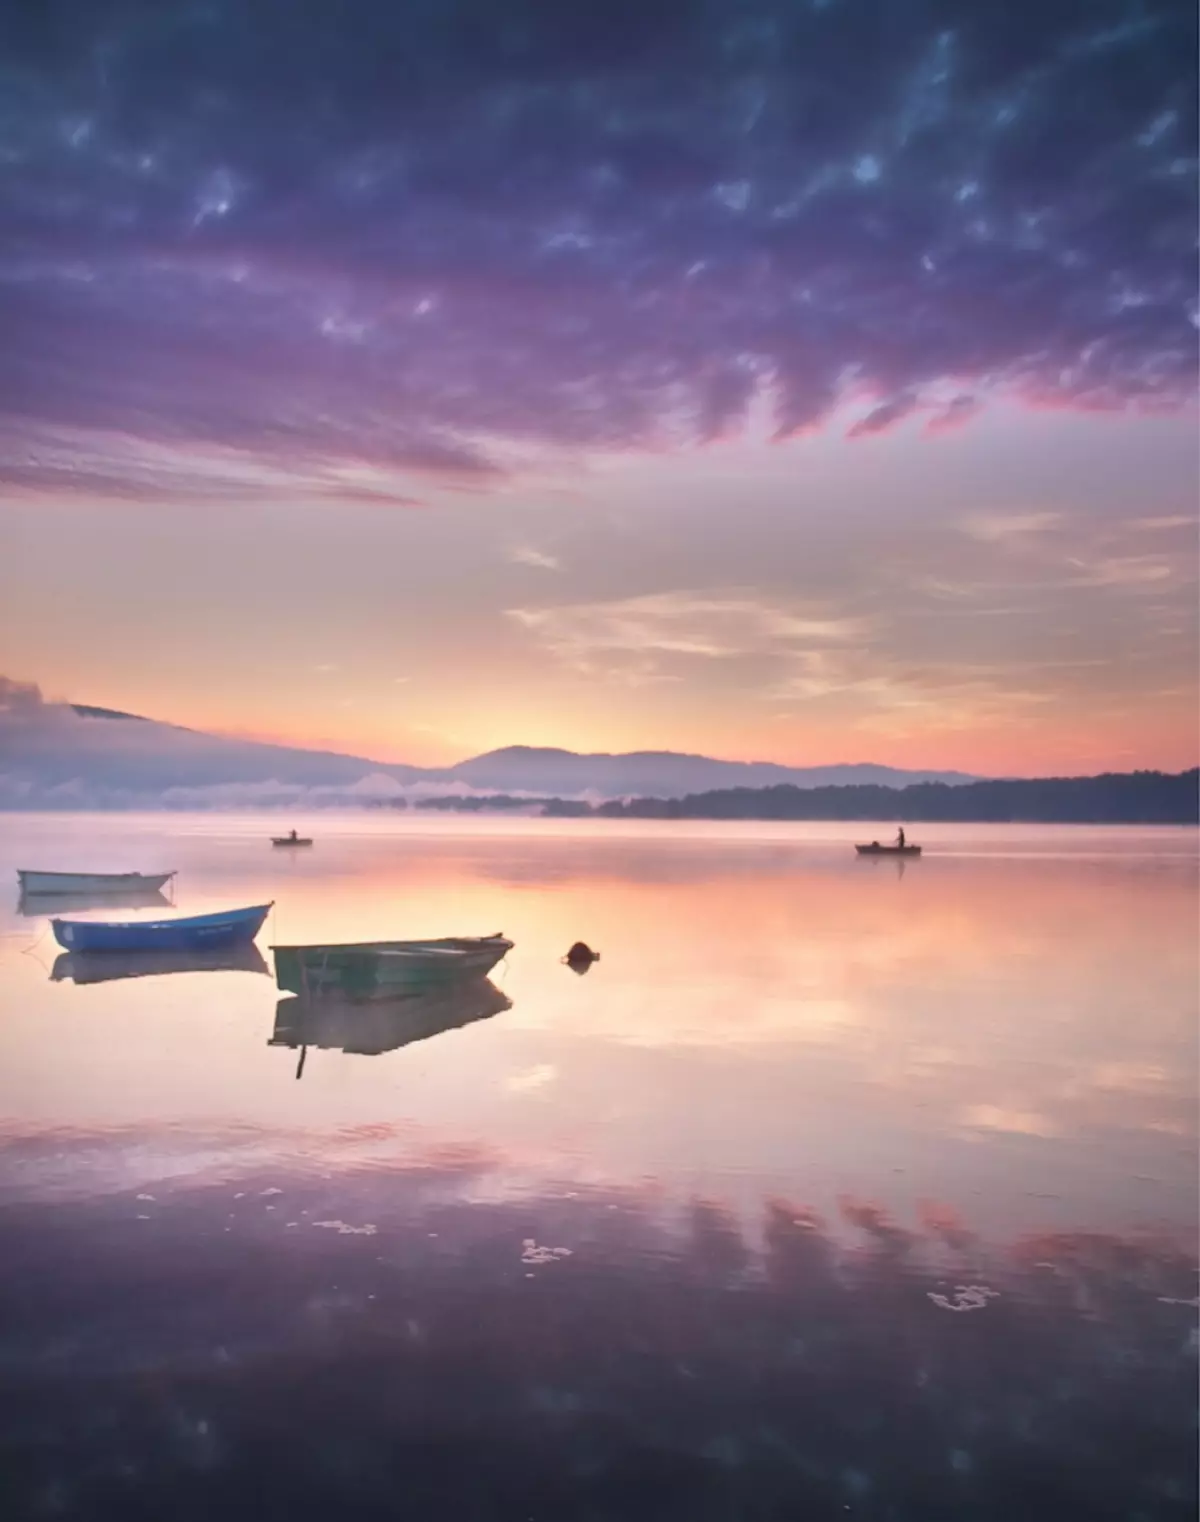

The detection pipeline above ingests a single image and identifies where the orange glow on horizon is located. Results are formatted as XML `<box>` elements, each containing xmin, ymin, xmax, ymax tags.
<box><xmin>187</xmin><ymin>707</ymin><xmax>1199</xmax><ymax>777</ymax></box>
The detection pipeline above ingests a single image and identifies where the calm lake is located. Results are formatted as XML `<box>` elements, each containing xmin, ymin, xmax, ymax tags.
<box><xmin>0</xmin><ymin>814</ymin><xmax>1196</xmax><ymax>1520</ymax></box>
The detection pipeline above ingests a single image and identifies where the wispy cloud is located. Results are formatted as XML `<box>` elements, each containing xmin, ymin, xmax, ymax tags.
<box><xmin>1064</xmin><ymin>554</ymin><xmax>1176</xmax><ymax>588</ymax></box>
<box><xmin>959</xmin><ymin>512</ymin><xmax>1065</xmax><ymax>544</ymax></box>
<box><xmin>1122</xmin><ymin>515</ymin><xmax>1196</xmax><ymax>534</ymax></box>
<box><xmin>505</xmin><ymin>1064</ymin><xmax>558</xmax><ymax>1094</ymax></box>
<box><xmin>0</xmin><ymin>423</ymin><xmax>441</xmax><ymax>507</ymax></box>
<box><xmin>509</xmin><ymin>547</ymin><xmax>561</xmax><ymax>571</ymax></box>
<box><xmin>924</xmin><ymin>395</ymin><xmax>983</xmax><ymax>435</ymax></box>
<box><xmin>508</xmin><ymin>591</ymin><xmax>868</xmax><ymax>682</ymax></box>
<box><xmin>846</xmin><ymin>393</ymin><xmax>922</xmax><ymax>439</ymax></box>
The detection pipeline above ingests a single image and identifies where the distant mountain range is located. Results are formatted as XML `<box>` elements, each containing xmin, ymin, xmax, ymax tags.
<box><xmin>0</xmin><ymin>695</ymin><xmax>978</xmax><ymax>808</ymax></box>
<box><xmin>448</xmin><ymin>746</ymin><xmax>977</xmax><ymax>797</ymax></box>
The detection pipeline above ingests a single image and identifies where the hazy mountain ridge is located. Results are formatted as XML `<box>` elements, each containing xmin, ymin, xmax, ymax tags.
<box><xmin>0</xmin><ymin>684</ymin><xmax>979</xmax><ymax>807</ymax></box>
<box><xmin>451</xmin><ymin>746</ymin><xmax>977</xmax><ymax>796</ymax></box>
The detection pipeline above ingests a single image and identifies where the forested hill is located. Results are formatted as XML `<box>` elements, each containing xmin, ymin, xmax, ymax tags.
<box><xmin>566</xmin><ymin>770</ymin><xmax>1199</xmax><ymax>824</ymax></box>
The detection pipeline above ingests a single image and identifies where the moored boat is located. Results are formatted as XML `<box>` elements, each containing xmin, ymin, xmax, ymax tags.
<box><xmin>17</xmin><ymin>869</ymin><xmax>176</xmax><ymax>896</ymax></box>
<box><xmin>272</xmin><ymin>934</ymin><xmax>513</xmax><ymax>999</ymax></box>
<box><xmin>855</xmin><ymin>842</ymin><xmax>922</xmax><ymax>857</ymax></box>
<box><xmin>51</xmin><ymin>902</ymin><xmax>273</xmax><ymax>954</ymax></box>
<box><xmin>52</xmin><ymin>943</ymin><xmax>270</xmax><ymax>985</ymax></box>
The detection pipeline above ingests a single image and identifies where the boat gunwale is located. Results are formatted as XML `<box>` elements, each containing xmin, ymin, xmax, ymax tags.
<box><xmin>271</xmin><ymin>936</ymin><xmax>512</xmax><ymax>954</ymax></box>
<box><xmin>53</xmin><ymin>901</ymin><xmax>273</xmax><ymax>935</ymax></box>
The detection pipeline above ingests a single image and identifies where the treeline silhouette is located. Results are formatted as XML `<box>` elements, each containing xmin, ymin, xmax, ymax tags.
<box><xmin>410</xmin><ymin>769</ymin><xmax>1199</xmax><ymax>824</ymax></box>
<box><xmin>589</xmin><ymin>769</ymin><xmax>1199</xmax><ymax>823</ymax></box>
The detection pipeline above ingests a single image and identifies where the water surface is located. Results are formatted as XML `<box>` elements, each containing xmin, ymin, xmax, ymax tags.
<box><xmin>0</xmin><ymin>815</ymin><xmax>1196</xmax><ymax>1520</ymax></box>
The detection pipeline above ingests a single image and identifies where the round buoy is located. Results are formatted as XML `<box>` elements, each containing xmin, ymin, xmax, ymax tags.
<box><xmin>564</xmin><ymin>941</ymin><xmax>600</xmax><ymax>974</ymax></box>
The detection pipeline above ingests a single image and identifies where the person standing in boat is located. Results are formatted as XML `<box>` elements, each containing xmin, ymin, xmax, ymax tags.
<box><xmin>896</xmin><ymin>826</ymin><xmax>906</xmax><ymax>848</ymax></box>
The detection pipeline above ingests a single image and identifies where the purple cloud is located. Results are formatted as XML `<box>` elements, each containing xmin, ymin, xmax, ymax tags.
<box><xmin>924</xmin><ymin>394</ymin><xmax>983</xmax><ymax>434</ymax></box>
<box><xmin>846</xmin><ymin>393</ymin><xmax>922</xmax><ymax>438</ymax></box>
<box><xmin>0</xmin><ymin>0</ymin><xmax>1194</xmax><ymax>500</ymax></box>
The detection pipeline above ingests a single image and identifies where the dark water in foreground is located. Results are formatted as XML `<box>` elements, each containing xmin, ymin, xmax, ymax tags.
<box><xmin>0</xmin><ymin>815</ymin><xmax>1196</xmax><ymax>1520</ymax></box>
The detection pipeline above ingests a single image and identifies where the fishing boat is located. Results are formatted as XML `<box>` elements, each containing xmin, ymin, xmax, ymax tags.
<box><xmin>17</xmin><ymin>869</ymin><xmax>176</xmax><ymax>896</ymax></box>
<box><xmin>51</xmin><ymin>902</ymin><xmax>273</xmax><ymax>954</ymax></box>
<box><xmin>272</xmin><ymin>934</ymin><xmax>513</xmax><ymax>1000</ymax></box>
<box><xmin>270</xmin><ymin>979</ymin><xmax>511</xmax><ymax>1061</ymax></box>
<box><xmin>855</xmin><ymin>842</ymin><xmax>922</xmax><ymax>857</ymax></box>
<box><xmin>271</xmin><ymin>832</ymin><xmax>313</xmax><ymax>848</ymax></box>
<box><xmin>51</xmin><ymin>943</ymin><xmax>270</xmax><ymax>985</ymax></box>
<box><xmin>19</xmin><ymin>886</ymin><xmax>170</xmax><ymax>917</ymax></box>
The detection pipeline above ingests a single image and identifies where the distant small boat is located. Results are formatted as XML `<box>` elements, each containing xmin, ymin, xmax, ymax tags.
<box><xmin>52</xmin><ymin>943</ymin><xmax>270</xmax><ymax>985</ymax></box>
<box><xmin>17</xmin><ymin>869</ymin><xmax>176</xmax><ymax>896</ymax></box>
<box><xmin>272</xmin><ymin>934</ymin><xmax>513</xmax><ymax>999</ymax></box>
<box><xmin>271</xmin><ymin>834</ymin><xmax>313</xmax><ymax>848</ymax></box>
<box><xmin>52</xmin><ymin>902</ymin><xmax>273</xmax><ymax>954</ymax></box>
<box><xmin>855</xmin><ymin>842</ymin><xmax>922</xmax><ymax>857</ymax></box>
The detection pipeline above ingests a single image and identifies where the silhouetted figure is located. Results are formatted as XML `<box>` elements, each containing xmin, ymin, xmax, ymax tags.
<box><xmin>896</xmin><ymin>826</ymin><xmax>906</xmax><ymax>848</ymax></box>
<box><xmin>289</xmin><ymin>829</ymin><xmax>299</xmax><ymax>842</ymax></box>
<box><xmin>564</xmin><ymin>941</ymin><xmax>600</xmax><ymax>975</ymax></box>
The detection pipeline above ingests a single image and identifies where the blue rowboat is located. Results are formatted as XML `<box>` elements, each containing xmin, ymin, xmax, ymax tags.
<box><xmin>51</xmin><ymin>903</ymin><xmax>272</xmax><ymax>954</ymax></box>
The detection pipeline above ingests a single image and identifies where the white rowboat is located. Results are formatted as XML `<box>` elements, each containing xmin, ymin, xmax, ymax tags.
<box><xmin>16</xmin><ymin>870</ymin><xmax>177</xmax><ymax>896</ymax></box>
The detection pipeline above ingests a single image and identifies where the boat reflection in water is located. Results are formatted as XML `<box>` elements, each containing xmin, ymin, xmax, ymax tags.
<box><xmin>270</xmin><ymin>977</ymin><xmax>511</xmax><ymax>1078</ymax></box>
<box><xmin>19</xmin><ymin>887</ymin><xmax>171</xmax><ymax>918</ymax></box>
<box><xmin>51</xmin><ymin>943</ymin><xmax>270</xmax><ymax>985</ymax></box>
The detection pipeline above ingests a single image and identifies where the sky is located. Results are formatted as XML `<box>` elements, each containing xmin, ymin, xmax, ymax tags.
<box><xmin>0</xmin><ymin>0</ymin><xmax>1196</xmax><ymax>774</ymax></box>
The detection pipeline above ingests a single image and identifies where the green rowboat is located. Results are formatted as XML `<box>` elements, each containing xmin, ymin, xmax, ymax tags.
<box><xmin>271</xmin><ymin>934</ymin><xmax>512</xmax><ymax>999</ymax></box>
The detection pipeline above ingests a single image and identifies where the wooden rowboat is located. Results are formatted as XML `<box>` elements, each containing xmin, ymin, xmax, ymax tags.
<box><xmin>52</xmin><ymin>903</ymin><xmax>273</xmax><ymax>954</ymax></box>
<box><xmin>17</xmin><ymin>869</ymin><xmax>176</xmax><ymax>896</ymax></box>
<box><xmin>271</xmin><ymin>834</ymin><xmax>313</xmax><ymax>848</ymax></box>
<box><xmin>272</xmin><ymin>934</ymin><xmax>513</xmax><ymax>999</ymax></box>
<box><xmin>855</xmin><ymin>843</ymin><xmax>922</xmax><ymax>857</ymax></box>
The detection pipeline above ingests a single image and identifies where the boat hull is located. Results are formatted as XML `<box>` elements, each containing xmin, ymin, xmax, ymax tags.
<box><xmin>20</xmin><ymin>887</ymin><xmax>170</xmax><ymax>917</ymax></box>
<box><xmin>52</xmin><ymin>903</ymin><xmax>272</xmax><ymax>954</ymax></box>
<box><xmin>17</xmin><ymin>870</ymin><xmax>176</xmax><ymax>896</ymax></box>
<box><xmin>271</xmin><ymin>838</ymin><xmax>313</xmax><ymax>847</ymax></box>
<box><xmin>272</xmin><ymin>937</ymin><xmax>512</xmax><ymax>998</ymax></box>
<box><xmin>855</xmin><ymin>844</ymin><xmax>922</xmax><ymax>857</ymax></box>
